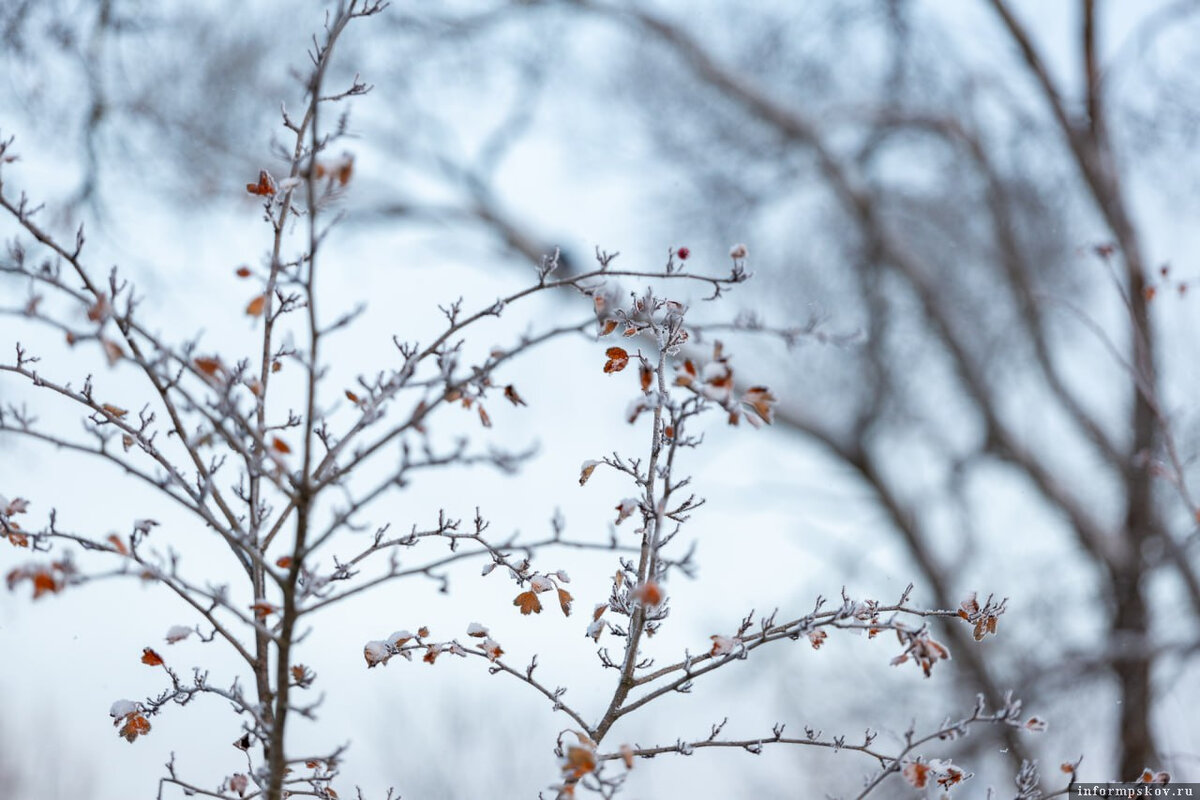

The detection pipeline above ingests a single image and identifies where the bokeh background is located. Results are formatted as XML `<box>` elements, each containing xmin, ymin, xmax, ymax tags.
<box><xmin>3</xmin><ymin>1</ymin><xmax>1200</xmax><ymax>797</ymax></box>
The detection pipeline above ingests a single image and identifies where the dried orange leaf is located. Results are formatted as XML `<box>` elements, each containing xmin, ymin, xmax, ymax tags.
<box><xmin>741</xmin><ymin>386</ymin><xmax>777</xmax><ymax>424</ymax></box>
<box><xmin>194</xmin><ymin>356</ymin><xmax>223</xmax><ymax>377</ymax></box>
<box><xmin>235</xmin><ymin>266</ymin><xmax>252</xmax><ymax>278</ymax></box>
<box><xmin>599</xmin><ymin>319</ymin><xmax>618</xmax><ymax>336</ymax></box>
<box><xmin>504</xmin><ymin>385</ymin><xmax>526</xmax><ymax>407</ymax></box>
<box><xmin>250</xmin><ymin>601</ymin><xmax>278</xmax><ymax>619</ymax></box>
<box><xmin>562</xmin><ymin>745</ymin><xmax>597</xmax><ymax>779</ymax></box>
<box><xmin>514</xmin><ymin>590</ymin><xmax>542</xmax><ymax>615</ymax></box>
<box><xmin>481</xmin><ymin>637</ymin><xmax>504</xmax><ymax>661</ymax></box>
<box><xmin>118</xmin><ymin>713</ymin><xmax>151</xmax><ymax>743</ymax></box>
<box><xmin>245</xmin><ymin>294</ymin><xmax>267</xmax><ymax>317</ymax></box>
<box><xmin>276</xmin><ymin>556</ymin><xmax>293</xmax><ymax>569</ymax></box>
<box><xmin>478</xmin><ymin>405</ymin><xmax>491</xmax><ymax>428</ymax></box>
<box><xmin>558</xmin><ymin>587</ymin><xmax>573</xmax><ymax>616</ymax></box>
<box><xmin>32</xmin><ymin>571</ymin><xmax>61</xmax><ymax>599</ymax></box>
<box><xmin>345</xmin><ymin>390</ymin><xmax>360</xmax><ymax>404</ymax></box>
<box><xmin>246</xmin><ymin>169</ymin><xmax>276</xmax><ymax>196</ymax></box>
<box><xmin>579</xmin><ymin>459</ymin><xmax>601</xmax><ymax>486</ymax></box>
<box><xmin>101</xmin><ymin>337</ymin><xmax>125</xmax><ymax>366</ymax></box>
<box><xmin>101</xmin><ymin>403</ymin><xmax>128</xmax><ymax>418</ymax></box>
<box><xmin>271</xmin><ymin>437</ymin><xmax>292</xmax><ymax>454</ymax></box>
<box><xmin>632</xmin><ymin>581</ymin><xmax>663</xmax><ymax>608</ymax></box>
<box><xmin>603</xmin><ymin>347</ymin><xmax>629</xmax><ymax>374</ymax></box>
<box><xmin>141</xmin><ymin>647</ymin><xmax>164</xmax><ymax>666</ymax></box>
<box><xmin>87</xmin><ymin>294</ymin><xmax>111</xmax><ymax>323</ymax></box>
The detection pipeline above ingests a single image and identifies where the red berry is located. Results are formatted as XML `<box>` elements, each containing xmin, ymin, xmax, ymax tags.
<box><xmin>677</xmin><ymin>247</ymin><xmax>690</xmax><ymax>260</ymax></box>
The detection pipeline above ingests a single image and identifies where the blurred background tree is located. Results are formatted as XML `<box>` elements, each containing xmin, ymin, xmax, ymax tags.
<box><xmin>3</xmin><ymin>0</ymin><xmax>1200</xmax><ymax>794</ymax></box>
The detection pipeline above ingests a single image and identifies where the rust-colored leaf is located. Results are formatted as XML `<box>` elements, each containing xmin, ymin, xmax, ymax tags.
<box><xmin>639</xmin><ymin>363</ymin><xmax>653</xmax><ymax>392</ymax></box>
<box><xmin>245</xmin><ymin>294</ymin><xmax>267</xmax><ymax>317</ymax></box>
<box><xmin>101</xmin><ymin>337</ymin><xmax>125</xmax><ymax>366</ymax></box>
<box><xmin>118</xmin><ymin>713</ymin><xmax>152</xmax><ymax>743</ymax></box>
<box><xmin>741</xmin><ymin>386</ymin><xmax>777</xmax><ymax>424</ymax></box>
<box><xmin>101</xmin><ymin>403</ymin><xmax>128</xmax><ymax>418</ymax></box>
<box><xmin>87</xmin><ymin>294</ymin><xmax>111</xmax><ymax>323</ymax></box>
<box><xmin>423</xmin><ymin>646</ymin><xmax>440</xmax><ymax>665</ymax></box>
<box><xmin>31</xmin><ymin>571</ymin><xmax>61</xmax><ymax>599</ymax></box>
<box><xmin>562</xmin><ymin>745</ymin><xmax>597</xmax><ymax>779</ymax></box>
<box><xmin>345</xmin><ymin>389</ymin><xmax>360</xmax><ymax>404</ymax></box>
<box><xmin>599</xmin><ymin>319</ymin><xmax>618</xmax><ymax>336</ymax></box>
<box><xmin>504</xmin><ymin>385</ymin><xmax>526</xmax><ymax>407</ymax></box>
<box><xmin>250</xmin><ymin>601</ymin><xmax>278</xmax><ymax>619</ymax></box>
<box><xmin>478</xmin><ymin>405</ymin><xmax>491</xmax><ymax>428</ymax></box>
<box><xmin>579</xmin><ymin>460</ymin><xmax>600</xmax><ymax>486</ymax></box>
<box><xmin>902</xmin><ymin>761</ymin><xmax>931</xmax><ymax>789</ymax></box>
<box><xmin>7</xmin><ymin>533</ymin><xmax>29</xmax><ymax>547</ymax></box>
<box><xmin>194</xmin><ymin>356</ymin><xmax>223</xmax><ymax>377</ymax></box>
<box><xmin>276</xmin><ymin>556</ymin><xmax>293</xmax><ymax>569</ymax></box>
<box><xmin>235</xmin><ymin>266</ymin><xmax>252</xmax><ymax>278</ymax></box>
<box><xmin>4</xmin><ymin>497</ymin><xmax>30</xmax><ymax>515</ymax></box>
<box><xmin>141</xmin><ymin>647</ymin><xmax>164</xmax><ymax>666</ymax></box>
<box><xmin>246</xmin><ymin>169</ymin><xmax>276</xmax><ymax>196</ymax></box>
<box><xmin>271</xmin><ymin>360</ymin><xmax>282</xmax><ymax>373</ymax></box>
<box><xmin>514</xmin><ymin>591</ymin><xmax>542</xmax><ymax>615</ymax></box>
<box><xmin>417</xmin><ymin>626</ymin><xmax>430</xmax><ymax>638</ymax></box>
<box><xmin>603</xmin><ymin>347</ymin><xmax>629</xmax><ymax>374</ymax></box>
<box><xmin>271</xmin><ymin>437</ymin><xmax>292</xmax><ymax>455</ymax></box>
<box><xmin>482</xmin><ymin>638</ymin><xmax>504</xmax><ymax>661</ymax></box>
<box><xmin>632</xmin><ymin>581</ymin><xmax>663</xmax><ymax>608</ymax></box>
<box><xmin>558</xmin><ymin>587</ymin><xmax>574</xmax><ymax>616</ymax></box>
